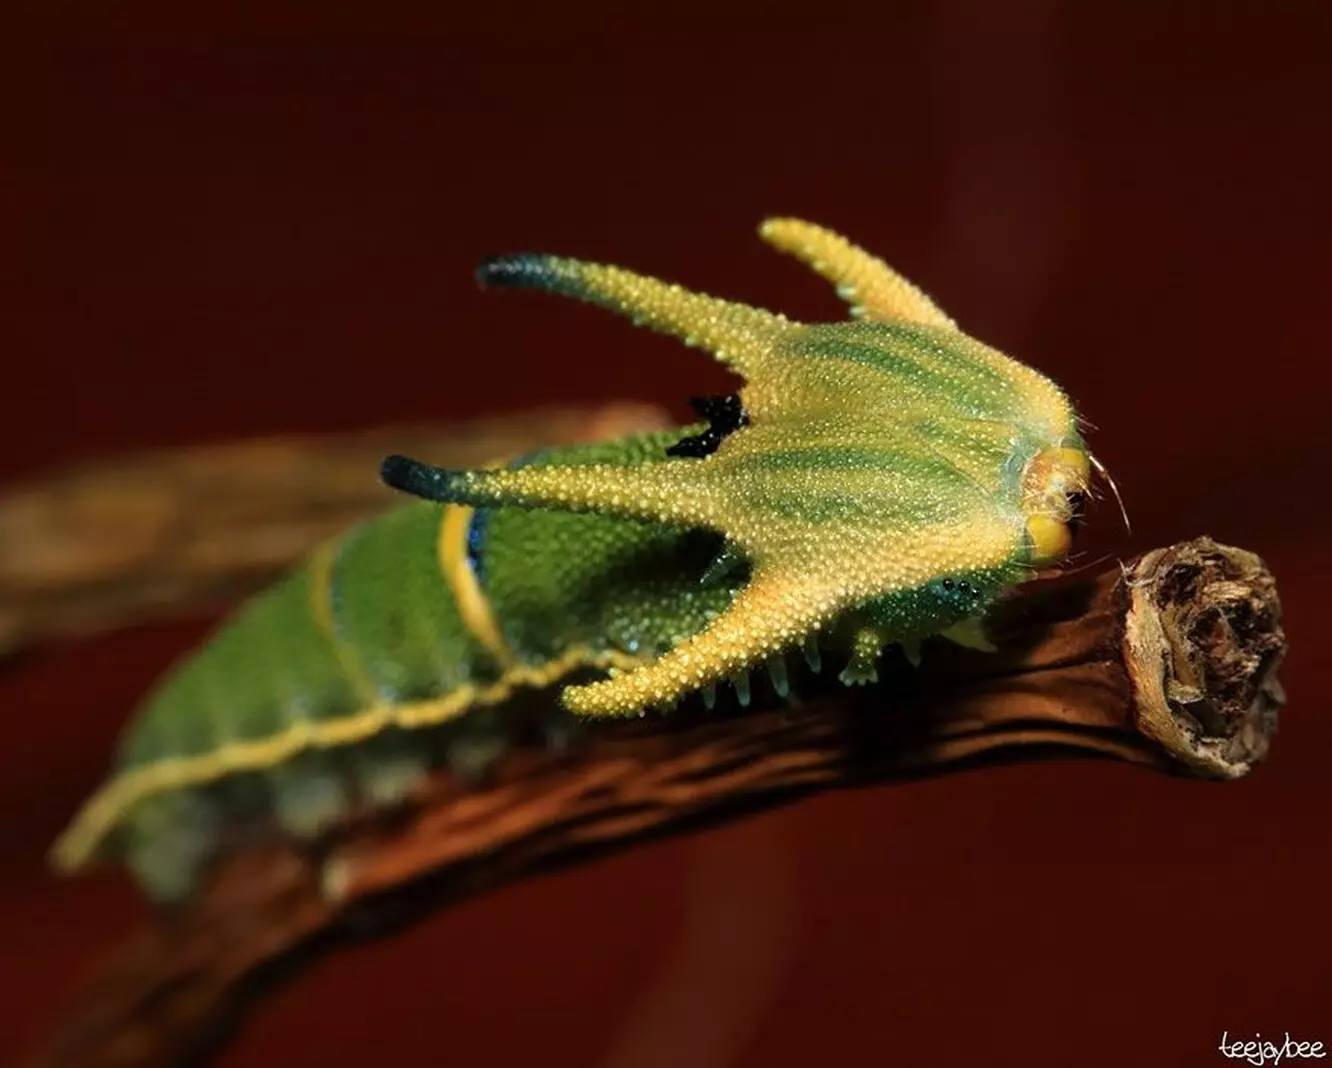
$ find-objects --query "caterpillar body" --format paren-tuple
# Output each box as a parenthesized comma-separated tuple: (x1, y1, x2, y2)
(51, 218, 1093, 902)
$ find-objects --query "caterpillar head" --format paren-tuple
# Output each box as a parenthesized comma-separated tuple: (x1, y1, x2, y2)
(1020, 444, 1093, 565)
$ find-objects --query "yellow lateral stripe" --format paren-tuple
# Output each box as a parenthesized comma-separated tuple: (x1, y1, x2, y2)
(308, 539, 381, 706)
(50, 645, 645, 873)
(439, 503, 515, 668)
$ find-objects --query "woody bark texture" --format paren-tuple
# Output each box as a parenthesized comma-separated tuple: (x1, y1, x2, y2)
(35, 536, 1285, 1068)
(0, 403, 670, 656)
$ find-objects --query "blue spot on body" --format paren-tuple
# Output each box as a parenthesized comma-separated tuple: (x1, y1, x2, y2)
(464, 448, 547, 584)
(466, 508, 492, 581)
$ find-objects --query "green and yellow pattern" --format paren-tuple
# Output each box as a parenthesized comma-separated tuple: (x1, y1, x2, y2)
(52, 219, 1092, 901)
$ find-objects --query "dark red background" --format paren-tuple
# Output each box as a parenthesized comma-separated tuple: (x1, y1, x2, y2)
(5, 4, 1329, 1065)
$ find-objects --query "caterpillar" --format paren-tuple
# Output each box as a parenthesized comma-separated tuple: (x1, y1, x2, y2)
(50, 218, 1093, 902)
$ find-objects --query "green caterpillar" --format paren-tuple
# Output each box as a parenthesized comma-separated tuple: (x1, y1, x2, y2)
(51, 218, 1093, 902)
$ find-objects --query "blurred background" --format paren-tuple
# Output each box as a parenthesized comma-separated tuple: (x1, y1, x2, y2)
(4, 2, 1328, 1065)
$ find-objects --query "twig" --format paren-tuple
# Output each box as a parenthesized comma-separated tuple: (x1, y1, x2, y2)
(35, 537, 1285, 1068)
(0, 404, 669, 655)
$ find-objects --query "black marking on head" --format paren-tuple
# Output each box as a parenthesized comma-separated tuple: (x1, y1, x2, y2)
(666, 393, 751, 459)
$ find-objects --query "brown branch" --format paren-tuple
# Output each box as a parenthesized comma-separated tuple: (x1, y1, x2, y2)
(0, 403, 670, 655)
(34, 537, 1285, 1068)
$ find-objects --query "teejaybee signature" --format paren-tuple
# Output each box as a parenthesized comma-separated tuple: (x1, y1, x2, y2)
(51, 218, 1096, 901)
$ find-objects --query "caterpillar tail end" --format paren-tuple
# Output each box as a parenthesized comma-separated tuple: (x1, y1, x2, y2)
(48, 792, 115, 876)
(49, 835, 83, 874)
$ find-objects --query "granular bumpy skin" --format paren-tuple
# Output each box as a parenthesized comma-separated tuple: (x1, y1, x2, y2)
(52, 218, 1097, 900)
(389, 217, 1092, 717)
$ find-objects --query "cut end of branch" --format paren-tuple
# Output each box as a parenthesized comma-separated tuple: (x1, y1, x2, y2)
(1124, 537, 1285, 778)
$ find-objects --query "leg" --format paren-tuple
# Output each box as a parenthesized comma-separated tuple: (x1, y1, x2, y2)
(839, 623, 890, 686)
